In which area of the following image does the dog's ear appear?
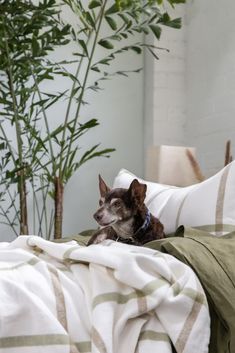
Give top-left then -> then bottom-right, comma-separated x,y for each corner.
128,179 -> 147,205
99,175 -> 110,197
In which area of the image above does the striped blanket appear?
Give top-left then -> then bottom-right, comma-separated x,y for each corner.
0,236 -> 210,353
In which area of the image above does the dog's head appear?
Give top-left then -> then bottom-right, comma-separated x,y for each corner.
93,175 -> 147,227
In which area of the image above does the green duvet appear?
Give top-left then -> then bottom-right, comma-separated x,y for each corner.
146,226 -> 235,353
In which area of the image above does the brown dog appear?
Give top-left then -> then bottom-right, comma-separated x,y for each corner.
87,175 -> 165,246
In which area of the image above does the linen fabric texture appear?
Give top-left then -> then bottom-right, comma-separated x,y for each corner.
0,236 -> 210,353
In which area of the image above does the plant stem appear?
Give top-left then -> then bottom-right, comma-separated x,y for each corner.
54,176 -> 64,239
18,170 -> 29,234
58,12 -> 103,179
48,209 -> 54,240
3,23 -> 29,235
39,176 -> 50,237
31,71 -> 56,175
31,178 -> 42,236
62,0 -> 108,178
53,3 -> 107,239
224,140 -> 231,166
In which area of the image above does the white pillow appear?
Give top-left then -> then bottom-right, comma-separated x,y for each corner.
113,161 -> 235,236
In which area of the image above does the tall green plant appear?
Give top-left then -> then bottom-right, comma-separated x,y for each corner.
0,0 -> 185,239
0,0 -> 71,236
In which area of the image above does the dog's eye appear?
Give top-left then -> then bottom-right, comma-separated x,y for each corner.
113,200 -> 121,208
99,199 -> 104,206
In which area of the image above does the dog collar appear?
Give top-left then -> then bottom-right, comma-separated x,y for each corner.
135,209 -> 151,235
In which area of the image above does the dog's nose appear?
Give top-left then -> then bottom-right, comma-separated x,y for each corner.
94,212 -> 102,222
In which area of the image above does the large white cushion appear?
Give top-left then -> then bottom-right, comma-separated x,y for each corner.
113,161 -> 235,236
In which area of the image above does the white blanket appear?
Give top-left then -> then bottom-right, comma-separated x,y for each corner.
0,236 -> 210,353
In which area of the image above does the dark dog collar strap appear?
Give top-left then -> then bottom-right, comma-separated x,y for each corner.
135,209 -> 151,235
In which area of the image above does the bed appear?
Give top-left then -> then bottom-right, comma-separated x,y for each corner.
0,161 -> 234,352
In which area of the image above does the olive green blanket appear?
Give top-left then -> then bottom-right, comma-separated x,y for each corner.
146,226 -> 235,353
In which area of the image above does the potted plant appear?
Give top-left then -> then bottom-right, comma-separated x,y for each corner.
0,0 -> 185,239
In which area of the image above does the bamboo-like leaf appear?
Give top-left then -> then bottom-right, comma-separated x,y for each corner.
131,46 -> 142,54
105,4 -> 119,16
158,13 -> 182,29
98,39 -> 114,49
118,13 -> 129,24
72,52 -> 86,57
91,66 -> 101,72
149,24 -> 162,40
105,16 -> 118,30
88,0 -> 101,9
43,124 -> 64,143
167,0 -> 186,4
78,145 -> 115,169
76,119 -> 100,135
43,90 -> 69,110
54,69 -> 82,86
165,17 -> 182,29
78,39 -> 89,56
99,58 -> 112,65
85,11 -> 96,29
120,33 -> 128,39
79,144 -> 100,165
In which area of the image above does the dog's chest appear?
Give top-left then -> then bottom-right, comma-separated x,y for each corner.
112,218 -> 134,239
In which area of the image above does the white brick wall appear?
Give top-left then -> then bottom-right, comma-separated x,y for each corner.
145,0 -> 235,179
152,5 -> 186,147
143,4 -> 186,177
185,0 -> 235,177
